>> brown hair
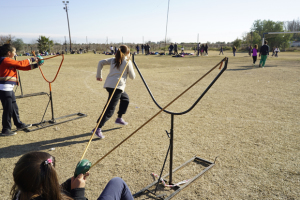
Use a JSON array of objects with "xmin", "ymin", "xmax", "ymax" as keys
[
  {"xmin": 0, "ymin": 44, "xmax": 15, "ymax": 57},
  {"xmin": 10, "ymin": 152, "xmax": 68, "ymax": 200},
  {"xmin": 114, "ymin": 45, "xmax": 130, "ymax": 69},
  {"xmin": 254, "ymin": 44, "xmax": 258, "ymax": 49}
]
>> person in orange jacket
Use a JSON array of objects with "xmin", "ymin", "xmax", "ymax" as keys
[{"xmin": 0, "ymin": 44, "xmax": 42, "ymax": 136}]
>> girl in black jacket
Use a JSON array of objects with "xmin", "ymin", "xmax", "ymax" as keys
[{"xmin": 11, "ymin": 151, "xmax": 133, "ymax": 200}]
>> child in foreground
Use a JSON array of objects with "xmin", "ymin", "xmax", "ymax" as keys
[
  {"xmin": 0, "ymin": 44, "xmax": 41, "ymax": 136},
  {"xmin": 93, "ymin": 45, "xmax": 136, "ymax": 139},
  {"xmin": 11, "ymin": 151, "xmax": 134, "ymax": 200}
]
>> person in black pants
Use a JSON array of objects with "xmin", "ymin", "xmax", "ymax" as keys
[
  {"xmin": 174, "ymin": 43, "xmax": 178, "ymax": 55},
  {"xmin": 204, "ymin": 44, "xmax": 208, "ymax": 56},
  {"xmin": 233, "ymin": 46, "xmax": 237, "ymax": 56},
  {"xmin": 93, "ymin": 45, "xmax": 136, "ymax": 139},
  {"xmin": 97, "ymin": 88, "xmax": 129, "ymax": 130},
  {"xmin": 0, "ymin": 44, "xmax": 40, "ymax": 136},
  {"xmin": 169, "ymin": 43, "xmax": 174, "ymax": 55}
]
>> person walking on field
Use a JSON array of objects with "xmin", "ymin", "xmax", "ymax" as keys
[
  {"xmin": 0, "ymin": 44, "xmax": 42, "ymax": 136},
  {"xmin": 232, "ymin": 46, "xmax": 237, "ymax": 56},
  {"xmin": 271, "ymin": 47, "xmax": 275, "ymax": 56},
  {"xmin": 259, "ymin": 40, "xmax": 270, "ymax": 68},
  {"xmin": 93, "ymin": 45, "xmax": 136, "ymax": 138},
  {"xmin": 136, "ymin": 44, "xmax": 140, "ymax": 54},
  {"xmin": 219, "ymin": 46, "xmax": 224, "ymax": 55},
  {"xmin": 252, "ymin": 44, "xmax": 258, "ymax": 67}
]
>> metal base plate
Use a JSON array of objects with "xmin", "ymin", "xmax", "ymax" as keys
[
  {"xmin": 133, "ymin": 156, "xmax": 214, "ymax": 200},
  {"xmin": 24, "ymin": 112, "xmax": 87, "ymax": 132}
]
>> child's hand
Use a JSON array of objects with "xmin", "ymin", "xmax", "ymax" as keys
[
  {"xmin": 71, "ymin": 172, "xmax": 89, "ymax": 189},
  {"xmin": 97, "ymin": 78, "xmax": 102, "ymax": 81}
]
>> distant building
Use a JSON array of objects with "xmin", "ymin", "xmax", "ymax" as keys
[{"xmin": 290, "ymin": 41, "xmax": 300, "ymax": 47}]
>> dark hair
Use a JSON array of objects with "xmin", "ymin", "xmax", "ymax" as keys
[
  {"xmin": 264, "ymin": 40, "xmax": 268, "ymax": 44},
  {"xmin": 114, "ymin": 45, "xmax": 130, "ymax": 69},
  {"xmin": 0, "ymin": 44, "xmax": 15, "ymax": 57},
  {"xmin": 10, "ymin": 152, "xmax": 65, "ymax": 200}
]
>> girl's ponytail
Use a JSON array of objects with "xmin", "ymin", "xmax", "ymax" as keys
[
  {"xmin": 114, "ymin": 45, "xmax": 129, "ymax": 69},
  {"xmin": 10, "ymin": 152, "xmax": 63, "ymax": 200}
]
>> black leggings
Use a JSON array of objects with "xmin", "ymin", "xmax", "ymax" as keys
[
  {"xmin": 97, "ymin": 88, "xmax": 129, "ymax": 128},
  {"xmin": 0, "ymin": 90, "xmax": 23, "ymax": 133},
  {"xmin": 252, "ymin": 56, "xmax": 257, "ymax": 64}
]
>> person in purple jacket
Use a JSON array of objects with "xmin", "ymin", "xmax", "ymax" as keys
[
  {"xmin": 11, "ymin": 151, "xmax": 134, "ymax": 200},
  {"xmin": 252, "ymin": 44, "xmax": 258, "ymax": 67}
]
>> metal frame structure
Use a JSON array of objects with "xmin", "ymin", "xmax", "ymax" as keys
[
  {"xmin": 24, "ymin": 54, "xmax": 87, "ymax": 132},
  {"xmin": 262, "ymin": 31, "xmax": 300, "ymax": 45},
  {"xmin": 132, "ymin": 55, "xmax": 228, "ymax": 199},
  {"xmin": 25, "ymin": 81, "xmax": 87, "ymax": 132}
]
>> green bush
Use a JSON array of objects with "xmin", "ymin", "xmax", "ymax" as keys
[{"xmin": 223, "ymin": 46, "xmax": 232, "ymax": 51}]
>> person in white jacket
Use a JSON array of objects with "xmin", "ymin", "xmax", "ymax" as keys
[
  {"xmin": 274, "ymin": 47, "xmax": 280, "ymax": 57},
  {"xmin": 93, "ymin": 45, "xmax": 136, "ymax": 138}
]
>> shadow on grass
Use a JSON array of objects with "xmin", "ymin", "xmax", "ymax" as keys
[
  {"xmin": 227, "ymin": 64, "xmax": 278, "ymax": 71},
  {"xmin": 0, "ymin": 127, "xmax": 121, "ymax": 159}
]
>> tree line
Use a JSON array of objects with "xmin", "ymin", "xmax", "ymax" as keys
[{"xmin": 1, "ymin": 19, "xmax": 299, "ymax": 55}]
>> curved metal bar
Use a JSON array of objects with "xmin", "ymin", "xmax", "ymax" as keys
[{"xmin": 132, "ymin": 55, "xmax": 228, "ymax": 115}]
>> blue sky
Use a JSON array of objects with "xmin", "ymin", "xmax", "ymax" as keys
[{"xmin": 1, "ymin": 0, "xmax": 299, "ymax": 44}]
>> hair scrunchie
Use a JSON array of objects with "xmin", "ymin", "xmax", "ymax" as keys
[{"xmin": 44, "ymin": 158, "xmax": 53, "ymax": 165}]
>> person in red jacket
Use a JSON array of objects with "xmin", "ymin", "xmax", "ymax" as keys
[{"xmin": 0, "ymin": 44, "xmax": 41, "ymax": 136}]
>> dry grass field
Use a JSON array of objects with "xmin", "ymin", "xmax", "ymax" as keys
[{"xmin": 0, "ymin": 50, "xmax": 299, "ymax": 199}]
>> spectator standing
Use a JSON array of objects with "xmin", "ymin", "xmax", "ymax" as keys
[
  {"xmin": 144, "ymin": 44, "xmax": 148, "ymax": 55},
  {"xmin": 174, "ymin": 43, "xmax": 178, "ymax": 55},
  {"xmin": 169, "ymin": 43, "xmax": 174, "ymax": 55},
  {"xmin": 141, "ymin": 44, "xmax": 144, "ymax": 54},
  {"xmin": 219, "ymin": 46, "xmax": 224, "ymax": 55},
  {"xmin": 148, "ymin": 44, "xmax": 151, "ymax": 54},
  {"xmin": 204, "ymin": 44, "xmax": 208, "ymax": 56},
  {"xmin": 252, "ymin": 44, "xmax": 258, "ymax": 67},
  {"xmin": 233, "ymin": 46, "xmax": 237, "ymax": 56},
  {"xmin": 110, "ymin": 46, "xmax": 114, "ymax": 54},
  {"xmin": 271, "ymin": 47, "xmax": 275, "ymax": 56},
  {"xmin": 197, "ymin": 43, "xmax": 201, "ymax": 56},
  {"xmin": 200, "ymin": 44, "xmax": 204, "ymax": 56},
  {"xmin": 248, "ymin": 45, "xmax": 252, "ymax": 56},
  {"xmin": 259, "ymin": 40, "xmax": 270, "ymax": 68}
]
